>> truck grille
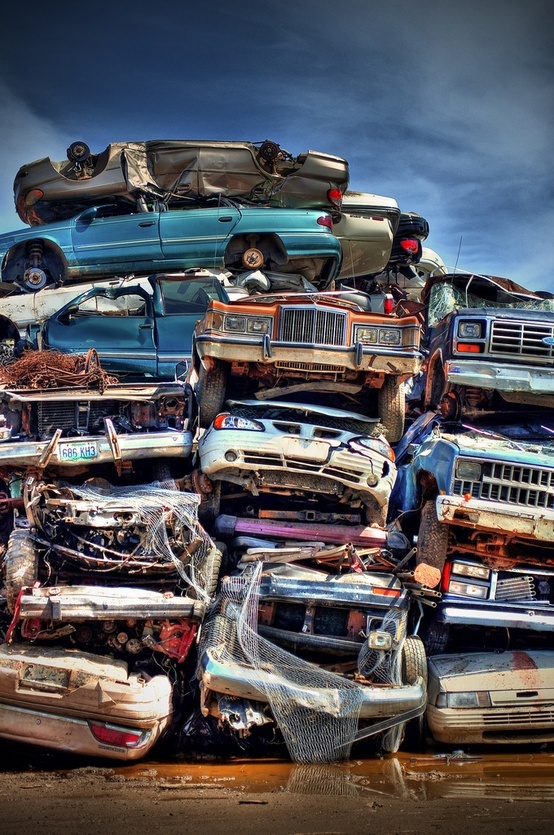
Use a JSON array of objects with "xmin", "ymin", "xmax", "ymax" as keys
[
  {"xmin": 453, "ymin": 458, "xmax": 554, "ymax": 510},
  {"xmin": 278, "ymin": 307, "xmax": 347, "ymax": 346},
  {"xmin": 36, "ymin": 401, "xmax": 121, "ymax": 439},
  {"xmin": 490, "ymin": 320, "xmax": 554, "ymax": 361}
]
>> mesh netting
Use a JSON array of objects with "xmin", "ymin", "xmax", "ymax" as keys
[
  {"xmin": 200, "ymin": 562, "xmax": 410, "ymax": 762},
  {"xmin": 29, "ymin": 479, "xmax": 218, "ymax": 600}
]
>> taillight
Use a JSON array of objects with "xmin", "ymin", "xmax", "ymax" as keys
[
  {"xmin": 317, "ymin": 215, "xmax": 333, "ymax": 231},
  {"xmin": 89, "ymin": 721, "xmax": 147, "ymax": 749},
  {"xmin": 400, "ymin": 238, "xmax": 419, "ymax": 254},
  {"xmin": 24, "ymin": 188, "xmax": 44, "ymax": 207},
  {"xmin": 441, "ymin": 561, "xmax": 452, "ymax": 593},
  {"xmin": 384, "ymin": 294, "xmax": 394, "ymax": 315},
  {"xmin": 327, "ymin": 188, "xmax": 343, "ymax": 209}
]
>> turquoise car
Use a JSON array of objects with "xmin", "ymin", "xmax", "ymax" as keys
[{"xmin": 0, "ymin": 200, "xmax": 342, "ymax": 292}]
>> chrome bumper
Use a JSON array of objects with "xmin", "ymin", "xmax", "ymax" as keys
[{"xmin": 436, "ymin": 495, "xmax": 554, "ymax": 543}]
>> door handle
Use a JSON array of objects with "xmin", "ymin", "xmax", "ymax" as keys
[
  {"xmin": 139, "ymin": 221, "xmax": 156, "ymax": 227},
  {"xmin": 139, "ymin": 323, "xmax": 154, "ymax": 329},
  {"xmin": 218, "ymin": 216, "xmax": 233, "ymax": 222}
]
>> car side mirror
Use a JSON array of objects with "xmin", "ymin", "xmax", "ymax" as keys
[{"xmin": 79, "ymin": 206, "xmax": 98, "ymax": 221}]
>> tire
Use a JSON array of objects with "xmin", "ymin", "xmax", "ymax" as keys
[
  {"xmin": 416, "ymin": 500, "xmax": 449, "ymax": 572},
  {"xmin": 67, "ymin": 141, "xmax": 91, "ymax": 162},
  {"xmin": 4, "ymin": 529, "xmax": 38, "ymax": 614},
  {"xmin": 421, "ymin": 620, "xmax": 450, "ymax": 655},
  {"xmin": 203, "ymin": 541, "xmax": 225, "ymax": 597},
  {"xmin": 377, "ymin": 377, "xmax": 405, "ymax": 443},
  {"xmin": 197, "ymin": 360, "xmax": 228, "ymax": 428},
  {"xmin": 197, "ymin": 480, "xmax": 221, "ymax": 526},
  {"xmin": 401, "ymin": 635, "xmax": 428, "ymax": 688},
  {"xmin": 150, "ymin": 460, "xmax": 174, "ymax": 484}
]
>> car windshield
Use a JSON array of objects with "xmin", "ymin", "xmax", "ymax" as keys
[
  {"xmin": 439, "ymin": 413, "xmax": 554, "ymax": 446},
  {"xmin": 427, "ymin": 279, "xmax": 554, "ymax": 326}
]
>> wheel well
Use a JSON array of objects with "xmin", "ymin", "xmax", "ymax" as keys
[
  {"xmin": 425, "ymin": 352, "xmax": 445, "ymax": 408},
  {"xmin": 224, "ymin": 233, "xmax": 287, "ymax": 267},
  {"xmin": 2, "ymin": 240, "xmax": 67, "ymax": 284},
  {"xmin": 0, "ymin": 314, "xmax": 21, "ymax": 342}
]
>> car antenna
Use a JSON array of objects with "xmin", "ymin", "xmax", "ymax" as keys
[{"xmin": 453, "ymin": 235, "xmax": 462, "ymax": 274}]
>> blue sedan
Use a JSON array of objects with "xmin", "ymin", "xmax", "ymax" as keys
[{"xmin": 0, "ymin": 200, "xmax": 342, "ymax": 292}]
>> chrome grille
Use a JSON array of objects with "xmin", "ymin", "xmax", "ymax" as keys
[
  {"xmin": 495, "ymin": 576, "xmax": 535, "ymax": 602},
  {"xmin": 278, "ymin": 306, "xmax": 347, "ymax": 346},
  {"xmin": 453, "ymin": 458, "xmax": 554, "ymax": 510},
  {"xmin": 490, "ymin": 320, "xmax": 554, "ymax": 360}
]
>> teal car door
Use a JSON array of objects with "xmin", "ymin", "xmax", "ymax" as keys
[
  {"xmin": 70, "ymin": 205, "xmax": 163, "ymax": 269},
  {"xmin": 158, "ymin": 205, "xmax": 240, "ymax": 268}
]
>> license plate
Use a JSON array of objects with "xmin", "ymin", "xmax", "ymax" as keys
[
  {"xmin": 58, "ymin": 441, "xmax": 98, "ymax": 462},
  {"xmin": 283, "ymin": 438, "xmax": 330, "ymax": 462}
]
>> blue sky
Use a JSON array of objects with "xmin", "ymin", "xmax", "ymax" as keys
[{"xmin": 0, "ymin": 0, "xmax": 552, "ymax": 290}]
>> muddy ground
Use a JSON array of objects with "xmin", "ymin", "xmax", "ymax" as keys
[{"xmin": 1, "ymin": 750, "xmax": 554, "ymax": 834}]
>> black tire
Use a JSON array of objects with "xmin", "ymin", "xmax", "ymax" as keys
[
  {"xmin": 377, "ymin": 377, "xmax": 405, "ymax": 443},
  {"xmin": 197, "ymin": 480, "xmax": 221, "ymax": 526},
  {"xmin": 400, "ymin": 635, "xmax": 428, "ymax": 751},
  {"xmin": 197, "ymin": 360, "xmax": 228, "ymax": 428},
  {"xmin": 150, "ymin": 460, "xmax": 174, "ymax": 484},
  {"xmin": 4, "ymin": 529, "xmax": 38, "ymax": 614},
  {"xmin": 203, "ymin": 540, "xmax": 225, "ymax": 597},
  {"xmin": 67, "ymin": 141, "xmax": 91, "ymax": 162},
  {"xmin": 416, "ymin": 500, "xmax": 449, "ymax": 572},
  {"xmin": 421, "ymin": 620, "xmax": 450, "ymax": 655}
]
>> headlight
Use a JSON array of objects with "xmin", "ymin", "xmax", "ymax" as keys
[
  {"xmin": 458, "ymin": 321, "xmax": 483, "ymax": 339},
  {"xmin": 349, "ymin": 437, "xmax": 395, "ymax": 461},
  {"xmin": 212, "ymin": 414, "xmax": 265, "ymax": 431},
  {"xmin": 224, "ymin": 315, "xmax": 247, "ymax": 332},
  {"xmin": 378, "ymin": 328, "xmax": 401, "ymax": 346},
  {"xmin": 455, "ymin": 459, "xmax": 482, "ymax": 480},
  {"xmin": 447, "ymin": 579, "xmax": 489, "ymax": 599},
  {"xmin": 247, "ymin": 317, "xmax": 271, "ymax": 334},
  {"xmin": 354, "ymin": 326, "xmax": 378, "ymax": 344},
  {"xmin": 451, "ymin": 561, "xmax": 491, "ymax": 581},
  {"xmin": 205, "ymin": 311, "xmax": 224, "ymax": 330},
  {"xmin": 436, "ymin": 691, "xmax": 492, "ymax": 708}
]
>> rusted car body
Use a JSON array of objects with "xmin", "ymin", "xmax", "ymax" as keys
[
  {"xmin": 422, "ymin": 273, "xmax": 554, "ymax": 416},
  {"xmin": 0, "ymin": 643, "xmax": 172, "ymax": 759},
  {"xmin": 14, "ymin": 139, "xmax": 349, "ymax": 227},
  {"xmin": 192, "ymin": 291, "xmax": 423, "ymax": 442},
  {"xmin": 426, "ymin": 650, "xmax": 554, "ymax": 745}
]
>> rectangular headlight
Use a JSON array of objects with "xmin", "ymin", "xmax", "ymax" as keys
[
  {"xmin": 354, "ymin": 326, "xmax": 378, "ymax": 343},
  {"xmin": 437, "ymin": 691, "xmax": 491, "ymax": 709},
  {"xmin": 225, "ymin": 315, "xmax": 247, "ymax": 332},
  {"xmin": 458, "ymin": 320, "xmax": 484, "ymax": 339},
  {"xmin": 448, "ymin": 579, "xmax": 489, "ymax": 599},
  {"xmin": 378, "ymin": 328, "xmax": 402, "ymax": 346},
  {"xmin": 455, "ymin": 459, "xmax": 482, "ymax": 480},
  {"xmin": 451, "ymin": 561, "xmax": 491, "ymax": 581},
  {"xmin": 247, "ymin": 317, "xmax": 271, "ymax": 334}
]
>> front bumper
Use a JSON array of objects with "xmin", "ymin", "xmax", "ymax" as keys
[
  {"xmin": 0, "ymin": 429, "xmax": 193, "ymax": 468},
  {"xmin": 435, "ymin": 598, "xmax": 554, "ymax": 633},
  {"xmin": 427, "ymin": 704, "xmax": 554, "ymax": 745},
  {"xmin": 436, "ymin": 495, "xmax": 554, "ymax": 543},
  {"xmin": 444, "ymin": 358, "xmax": 554, "ymax": 395},
  {"xmin": 195, "ymin": 334, "xmax": 422, "ymax": 378},
  {"xmin": 200, "ymin": 650, "xmax": 425, "ymax": 720}
]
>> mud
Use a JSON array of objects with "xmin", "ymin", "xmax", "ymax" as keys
[{"xmin": 1, "ymin": 750, "xmax": 554, "ymax": 834}]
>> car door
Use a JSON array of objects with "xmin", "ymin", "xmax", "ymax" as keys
[
  {"xmin": 158, "ymin": 205, "xmax": 241, "ymax": 268},
  {"xmin": 43, "ymin": 285, "xmax": 159, "ymax": 377},
  {"xmin": 70, "ymin": 205, "xmax": 163, "ymax": 269}
]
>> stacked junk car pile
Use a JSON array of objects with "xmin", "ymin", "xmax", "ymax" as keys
[{"xmin": 0, "ymin": 137, "xmax": 552, "ymax": 765}]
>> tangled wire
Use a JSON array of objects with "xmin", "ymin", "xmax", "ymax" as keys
[{"xmin": 0, "ymin": 349, "xmax": 118, "ymax": 390}]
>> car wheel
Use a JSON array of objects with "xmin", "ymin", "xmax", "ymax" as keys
[
  {"xmin": 400, "ymin": 635, "xmax": 428, "ymax": 750},
  {"xmin": 4, "ymin": 528, "xmax": 38, "ymax": 614},
  {"xmin": 150, "ymin": 460, "xmax": 174, "ymax": 484},
  {"xmin": 197, "ymin": 360, "xmax": 228, "ymax": 428},
  {"xmin": 242, "ymin": 247, "xmax": 265, "ymax": 269},
  {"xmin": 67, "ymin": 141, "xmax": 91, "ymax": 163},
  {"xmin": 377, "ymin": 376, "xmax": 405, "ymax": 443},
  {"xmin": 190, "ymin": 540, "xmax": 225, "ymax": 599},
  {"xmin": 416, "ymin": 500, "xmax": 449, "ymax": 571},
  {"xmin": 197, "ymin": 480, "xmax": 221, "ymax": 526},
  {"xmin": 421, "ymin": 620, "xmax": 450, "ymax": 655}
]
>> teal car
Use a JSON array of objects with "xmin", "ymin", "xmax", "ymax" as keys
[
  {"xmin": 32, "ymin": 271, "xmax": 229, "ymax": 379},
  {"xmin": 0, "ymin": 200, "xmax": 341, "ymax": 292}
]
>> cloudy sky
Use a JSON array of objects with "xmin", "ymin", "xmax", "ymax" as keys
[{"xmin": 0, "ymin": 0, "xmax": 552, "ymax": 290}]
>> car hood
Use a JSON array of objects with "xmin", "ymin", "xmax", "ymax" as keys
[{"xmin": 429, "ymin": 650, "xmax": 554, "ymax": 695}]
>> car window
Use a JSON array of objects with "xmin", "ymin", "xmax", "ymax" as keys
[
  {"xmin": 74, "ymin": 293, "xmax": 148, "ymax": 316},
  {"xmin": 159, "ymin": 278, "xmax": 225, "ymax": 314}
]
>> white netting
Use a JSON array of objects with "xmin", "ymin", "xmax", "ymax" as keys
[
  {"xmin": 200, "ymin": 562, "xmax": 411, "ymax": 762},
  {"xmin": 30, "ymin": 480, "xmax": 218, "ymax": 600}
]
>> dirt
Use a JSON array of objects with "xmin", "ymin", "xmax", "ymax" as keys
[{"xmin": 1, "ymin": 751, "xmax": 554, "ymax": 834}]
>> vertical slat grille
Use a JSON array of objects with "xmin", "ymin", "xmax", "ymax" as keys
[
  {"xmin": 278, "ymin": 307, "xmax": 347, "ymax": 345},
  {"xmin": 453, "ymin": 458, "xmax": 554, "ymax": 510},
  {"xmin": 490, "ymin": 320, "xmax": 554, "ymax": 360}
]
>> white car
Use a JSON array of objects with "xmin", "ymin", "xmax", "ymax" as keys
[
  {"xmin": 197, "ymin": 399, "xmax": 397, "ymax": 523},
  {"xmin": 426, "ymin": 649, "xmax": 554, "ymax": 745}
]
